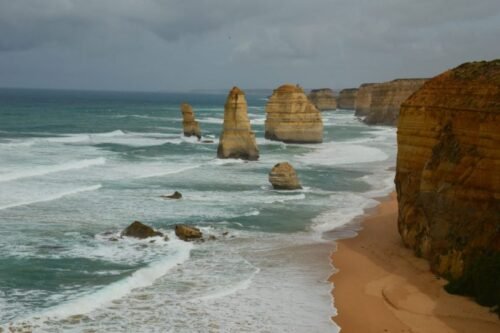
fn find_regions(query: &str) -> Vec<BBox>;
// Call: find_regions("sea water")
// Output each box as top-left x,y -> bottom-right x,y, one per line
0,88 -> 396,332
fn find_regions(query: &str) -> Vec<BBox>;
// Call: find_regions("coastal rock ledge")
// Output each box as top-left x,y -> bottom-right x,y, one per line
181,103 -> 201,139
269,162 -> 302,190
265,84 -> 323,143
217,87 -> 259,160
308,88 -> 337,111
395,60 -> 500,308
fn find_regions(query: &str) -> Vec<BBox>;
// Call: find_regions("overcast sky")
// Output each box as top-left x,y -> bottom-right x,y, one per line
0,0 -> 499,91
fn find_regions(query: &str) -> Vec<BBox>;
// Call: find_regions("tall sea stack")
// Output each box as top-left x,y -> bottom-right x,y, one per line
265,84 -> 323,143
354,83 -> 376,117
217,87 -> 259,160
180,103 -> 201,139
395,60 -> 500,309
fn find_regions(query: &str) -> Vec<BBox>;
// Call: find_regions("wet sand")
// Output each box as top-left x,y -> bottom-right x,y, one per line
330,192 -> 499,333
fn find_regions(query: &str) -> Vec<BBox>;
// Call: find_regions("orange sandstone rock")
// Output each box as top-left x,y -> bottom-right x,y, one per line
395,60 -> 500,282
308,88 -> 337,111
265,84 -> 323,143
180,103 -> 201,139
337,88 -> 358,110
217,87 -> 259,160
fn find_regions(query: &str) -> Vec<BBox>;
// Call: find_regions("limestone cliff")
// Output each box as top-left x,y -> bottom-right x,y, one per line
217,87 -> 259,160
354,83 -> 376,117
395,60 -> 500,308
268,162 -> 302,190
265,84 -> 323,143
308,88 -> 337,111
180,103 -> 201,139
338,88 -> 357,110
364,79 -> 427,125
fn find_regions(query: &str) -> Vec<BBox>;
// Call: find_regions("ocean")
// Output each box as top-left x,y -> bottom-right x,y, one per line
0,88 -> 396,332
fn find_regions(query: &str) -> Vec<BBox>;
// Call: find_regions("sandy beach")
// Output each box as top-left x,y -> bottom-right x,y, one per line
330,192 -> 499,333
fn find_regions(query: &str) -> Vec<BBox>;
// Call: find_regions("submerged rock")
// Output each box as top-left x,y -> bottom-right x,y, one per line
269,162 -> 302,190
217,87 -> 259,160
175,224 -> 203,241
308,88 -> 337,111
180,103 -> 201,139
122,221 -> 163,239
265,84 -> 323,143
161,191 -> 182,199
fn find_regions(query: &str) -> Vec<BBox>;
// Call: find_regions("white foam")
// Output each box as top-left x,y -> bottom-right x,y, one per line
135,164 -> 201,179
196,265 -> 260,301
0,184 -> 102,211
197,117 -> 222,124
297,142 -> 388,166
37,239 -> 193,319
0,158 -> 106,183
311,192 -> 379,234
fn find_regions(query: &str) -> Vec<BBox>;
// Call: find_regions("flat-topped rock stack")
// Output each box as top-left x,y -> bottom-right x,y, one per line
337,88 -> 358,110
308,88 -> 337,111
180,103 -> 201,139
265,84 -> 323,143
395,60 -> 500,308
217,87 -> 259,160
364,78 -> 427,125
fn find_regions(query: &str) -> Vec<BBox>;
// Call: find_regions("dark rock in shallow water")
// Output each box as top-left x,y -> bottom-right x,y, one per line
161,191 -> 182,199
122,221 -> 163,239
175,224 -> 202,241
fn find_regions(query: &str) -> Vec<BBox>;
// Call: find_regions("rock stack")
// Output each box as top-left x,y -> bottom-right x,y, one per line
354,83 -> 376,117
217,87 -> 259,160
268,162 -> 302,190
337,88 -> 358,110
265,84 -> 323,143
308,88 -> 337,111
364,79 -> 427,125
180,103 -> 201,139
395,60 -> 500,308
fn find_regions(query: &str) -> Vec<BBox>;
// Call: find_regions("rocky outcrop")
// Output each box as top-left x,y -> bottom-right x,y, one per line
337,88 -> 358,110
180,103 -> 201,139
175,224 -> 202,241
354,83 -> 376,117
265,84 -> 323,143
122,221 -> 163,239
395,60 -> 500,308
217,87 -> 259,160
269,162 -> 302,190
364,79 -> 427,125
308,88 -> 337,111
161,191 -> 182,199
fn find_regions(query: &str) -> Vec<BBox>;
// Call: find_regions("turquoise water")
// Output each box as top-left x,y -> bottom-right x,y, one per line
0,88 -> 396,332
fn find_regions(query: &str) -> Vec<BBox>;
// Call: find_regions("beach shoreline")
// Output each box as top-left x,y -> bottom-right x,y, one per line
329,192 -> 499,333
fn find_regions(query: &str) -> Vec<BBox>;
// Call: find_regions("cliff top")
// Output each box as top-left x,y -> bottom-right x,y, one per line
275,84 -> 304,94
449,60 -> 500,83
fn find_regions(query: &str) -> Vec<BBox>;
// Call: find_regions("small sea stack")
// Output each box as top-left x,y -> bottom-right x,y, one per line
308,88 -> 337,111
268,162 -> 302,190
180,103 -> 201,139
265,84 -> 323,143
122,221 -> 163,239
217,87 -> 259,160
337,88 -> 358,110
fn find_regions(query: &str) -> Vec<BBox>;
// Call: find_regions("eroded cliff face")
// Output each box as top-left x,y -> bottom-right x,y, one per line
354,83 -> 376,116
180,103 -> 201,139
217,87 -> 259,160
265,84 -> 323,143
364,79 -> 427,125
395,61 -> 500,288
308,88 -> 337,111
338,88 -> 357,110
